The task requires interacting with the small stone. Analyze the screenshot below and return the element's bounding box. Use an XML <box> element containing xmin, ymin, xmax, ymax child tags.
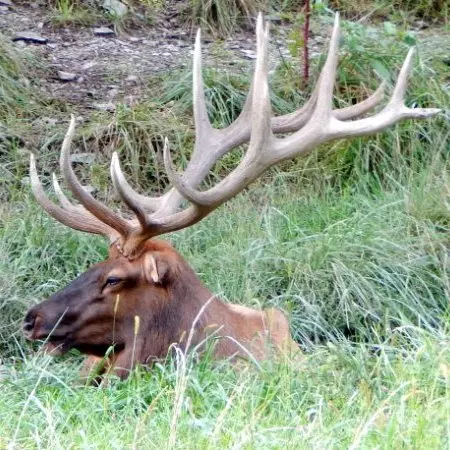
<box><xmin>57</xmin><ymin>71</ymin><xmax>77</xmax><ymax>82</ymax></box>
<box><xmin>92</xmin><ymin>102</ymin><xmax>116</xmax><ymax>111</ymax></box>
<box><xmin>19</xmin><ymin>76</ymin><xmax>30</xmax><ymax>88</ymax></box>
<box><xmin>43</xmin><ymin>117</ymin><xmax>58</xmax><ymax>126</ymax></box>
<box><xmin>129</xmin><ymin>37</ymin><xmax>141</xmax><ymax>43</ymax></box>
<box><xmin>47</xmin><ymin>43</ymin><xmax>57</xmax><ymax>49</ymax></box>
<box><xmin>414</xmin><ymin>20</ymin><xmax>429</xmax><ymax>30</ymax></box>
<box><xmin>241</xmin><ymin>49</ymin><xmax>256</xmax><ymax>60</ymax></box>
<box><xmin>0</xmin><ymin>6</ymin><xmax>9</xmax><ymax>13</ymax></box>
<box><xmin>81</xmin><ymin>61</ymin><xmax>97</xmax><ymax>71</ymax></box>
<box><xmin>94</xmin><ymin>27</ymin><xmax>115</xmax><ymax>36</ymax></box>
<box><xmin>125</xmin><ymin>75</ymin><xmax>138</xmax><ymax>84</ymax></box>
<box><xmin>266</xmin><ymin>14</ymin><xmax>282</xmax><ymax>23</ymax></box>
<box><xmin>21</xmin><ymin>176</ymin><xmax>30</xmax><ymax>186</ymax></box>
<box><xmin>103</xmin><ymin>0</ymin><xmax>127</xmax><ymax>18</ymax></box>
<box><xmin>108</xmin><ymin>88</ymin><xmax>119</xmax><ymax>99</ymax></box>
<box><xmin>70</xmin><ymin>153</ymin><xmax>96</xmax><ymax>165</ymax></box>
<box><xmin>83</xmin><ymin>185</ymin><xmax>97</xmax><ymax>195</ymax></box>
<box><xmin>12</xmin><ymin>31</ymin><xmax>47</xmax><ymax>44</ymax></box>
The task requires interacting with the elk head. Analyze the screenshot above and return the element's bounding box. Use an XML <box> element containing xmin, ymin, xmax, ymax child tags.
<box><xmin>24</xmin><ymin>14</ymin><xmax>440</xmax><ymax>378</ymax></box>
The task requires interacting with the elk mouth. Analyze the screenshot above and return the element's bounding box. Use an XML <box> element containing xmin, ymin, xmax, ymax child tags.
<box><xmin>23</xmin><ymin>314</ymin><xmax>72</xmax><ymax>355</ymax></box>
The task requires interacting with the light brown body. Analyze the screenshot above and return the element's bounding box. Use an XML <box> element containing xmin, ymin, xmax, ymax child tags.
<box><xmin>25</xmin><ymin>239</ymin><xmax>299</xmax><ymax>380</ymax></box>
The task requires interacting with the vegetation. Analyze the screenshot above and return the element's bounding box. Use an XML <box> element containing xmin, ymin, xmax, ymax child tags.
<box><xmin>329</xmin><ymin>0</ymin><xmax>449</xmax><ymax>23</ymax></box>
<box><xmin>1</xmin><ymin>1</ymin><xmax>449</xmax><ymax>447</ymax></box>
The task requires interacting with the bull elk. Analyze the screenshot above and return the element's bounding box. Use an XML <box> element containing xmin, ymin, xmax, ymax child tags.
<box><xmin>23</xmin><ymin>14</ymin><xmax>439</xmax><ymax>380</ymax></box>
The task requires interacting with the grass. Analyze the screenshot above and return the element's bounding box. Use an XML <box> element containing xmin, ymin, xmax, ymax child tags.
<box><xmin>1</xmin><ymin>332</ymin><xmax>449</xmax><ymax>447</ymax></box>
<box><xmin>184</xmin><ymin>0</ymin><xmax>265</xmax><ymax>37</ymax></box>
<box><xmin>1</xmin><ymin>5</ymin><xmax>450</xmax><ymax>448</ymax></box>
<box><xmin>328</xmin><ymin>0</ymin><xmax>449</xmax><ymax>23</ymax></box>
<box><xmin>49</xmin><ymin>0</ymin><xmax>98</xmax><ymax>27</ymax></box>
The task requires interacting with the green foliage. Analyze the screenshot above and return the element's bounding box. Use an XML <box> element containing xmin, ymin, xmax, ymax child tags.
<box><xmin>0</xmin><ymin>36</ymin><xmax>44</xmax><ymax>123</ymax></box>
<box><xmin>162</xmin><ymin>68</ymin><xmax>250</xmax><ymax>127</ymax></box>
<box><xmin>49</xmin><ymin>0</ymin><xmax>98</xmax><ymax>27</ymax></box>
<box><xmin>184</xmin><ymin>0</ymin><xmax>265</xmax><ymax>37</ymax></box>
<box><xmin>0</xmin><ymin>334</ymin><xmax>449</xmax><ymax>447</ymax></box>
<box><xmin>328</xmin><ymin>0</ymin><xmax>449</xmax><ymax>23</ymax></box>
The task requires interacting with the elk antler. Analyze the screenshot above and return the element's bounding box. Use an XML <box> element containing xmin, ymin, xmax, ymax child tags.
<box><xmin>30</xmin><ymin>13</ymin><xmax>440</xmax><ymax>258</ymax></box>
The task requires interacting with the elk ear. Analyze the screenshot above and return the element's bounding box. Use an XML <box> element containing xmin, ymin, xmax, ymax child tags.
<box><xmin>142</xmin><ymin>252</ymin><xmax>170</xmax><ymax>285</ymax></box>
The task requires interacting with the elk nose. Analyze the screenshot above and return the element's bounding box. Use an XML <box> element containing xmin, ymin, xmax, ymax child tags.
<box><xmin>23</xmin><ymin>310</ymin><xmax>37</xmax><ymax>334</ymax></box>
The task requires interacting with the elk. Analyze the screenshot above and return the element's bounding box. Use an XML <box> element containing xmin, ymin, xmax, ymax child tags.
<box><xmin>23</xmin><ymin>14</ymin><xmax>439</xmax><ymax>380</ymax></box>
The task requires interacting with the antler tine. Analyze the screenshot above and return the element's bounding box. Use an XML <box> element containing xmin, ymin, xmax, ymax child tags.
<box><xmin>164</xmin><ymin>11</ymin><xmax>274</xmax><ymax>208</ymax></box>
<box><xmin>30</xmin><ymin>155</ymin><xmax>119</xmax><ymax>241</ymax></box>
<box><xmin>52</xmin><ymin>173</ymin><xmax>74</xmax><ymax>210</ymax></box>
<box><xmin>60</xmin><ymin>116</ymin><xmax>131</xmax><ymax>237</ymax></box>
<box><xmin>109</xmin><ymin>155</ymin><xmax>165</xmax><ymax>213</ymax></box>
<box><xmin>193</xmin><ymin>27</ymin><xmax>213</xmax><ymax>142</ymax></box>
<box><xmin>52</xmin><ymin>174</ymin><xmax>121</xmax><ymax>242</ymax></box>
<box><xmin>313</xmin><ymin>13</ymin><xmax>340</xmax><ymax>122</ymax></box>
<box><xmin>315</xmin><ymin>47</ymin><xmax>441</xmax><ymax>141</ymax></box>
<box><xmin>110</xmin><ymin>152</ymin><xmax>156</xmax><ymax>231</ymax></box>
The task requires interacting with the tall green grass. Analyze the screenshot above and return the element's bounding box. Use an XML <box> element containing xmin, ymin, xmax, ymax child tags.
<box><xmin>1</xmin><ymin>332</ymin><xmax>449</xmax><ymax>447</ymax></box>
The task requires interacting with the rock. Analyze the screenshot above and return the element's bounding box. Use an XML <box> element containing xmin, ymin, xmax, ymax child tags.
<box><xmin>57</xmin><ymin>71</ymin><xmax>77</xmax><ymax>82</ymax></box>
<box><xmin>19</xmin><ymin>76</ymin><xmax>30</xmax><ymax>88</ymax></box>
<box><xmin>12</xmin><ymin>31</ymin><xmax>47</xmax><ymax>44</ymax></box>
<box><xmin>266</xmin><ymin>14</ymin><xmax>282</xmax><ymax>23</ymax></box>
<box><xmin>43</xmin><ymin>117</ymin><xmax>58</xmax><ymax>126</ymax></box>
<box><xmin>70</xmin><ymin>152</ymin><xmax>96</xmax><ymax>165</ymax></box>
<box><xmin>103</xmin><ymin>0</ymin><xmax>127</xmax><ymax>17</ymax></box>
<box><xmin>125</xmin><ymin>75</ymin><xmax>138</xmax><ymax>84</ymax></box>
<box><xmin>32</xmin><ymin>117</ymin><xmax>58</xmax><ymax>127</ymax></box>
<box><xmin>414</xmin><ymin>20</ymin><xmax>429</xmax><ymax>30</ymax></box>
<box><xmin>94</xmin><ymin>27</ymin><xmax>115</xmax><ymax>36</ymax></box>
<box><xmin>83</xmin><ymin>185</ymin><xmax>97</xmax><ymax>195</ymax></box>
<box><xmin>91</xmin><ymin>102</ymin><xmax>116</xmax><ymax>111</ymax></box>
<box><xmin>107</xmin><ymin>88</ymin><xmax>119</xmax><ymax>99</ymax></box>
<box><xmin>241</xmin><ymin>49</ymin><xmax>257</xmax><ymax>60</ymax></box>
<box><xmin>0</xmin><ymin>6</ymin><xmax>9</xmax><ymax>13</ymax></box>
<box><xmin>81</xmin><ymin>61</ymin><xmax>97</xmax><ymax>71</ymax></box>
<box><xmin>0</xmin><ymin>0</ymin><xmax>12</xmax><ymax>5</ymax></box>
<box><xmin>21</xmin><ymin>176</ymin><xmax>30</xmax><ymax>186</ymax></box>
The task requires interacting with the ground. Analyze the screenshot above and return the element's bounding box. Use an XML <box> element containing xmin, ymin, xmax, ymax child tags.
<box><xmin>0</xmin><ymin>3</ymin><xmax>303</xmax><ymax>115</ymax></box>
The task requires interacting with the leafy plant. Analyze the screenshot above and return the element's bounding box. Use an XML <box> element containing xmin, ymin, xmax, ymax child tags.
<box><xmin>185</xmin><ymin>0</ymin><xmax>265</xmax><ymax>37</ymax></box>
<box><xmin>50</xmin><ymin>0</ymin><xmax>98</xmax><ymax>26</ymax></box>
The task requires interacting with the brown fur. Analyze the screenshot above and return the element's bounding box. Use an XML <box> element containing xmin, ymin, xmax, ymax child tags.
<box><xmin>24</xmin><ymin>240</ymin><xmax>300</xmax><ymax>379</ymax></box>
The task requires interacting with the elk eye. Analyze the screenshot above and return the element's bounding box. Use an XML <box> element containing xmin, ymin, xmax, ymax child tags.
<box><xmin>105</xmin><ymin>276</ymin><xmax>123</xmax><ymax>287</ymax></box>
